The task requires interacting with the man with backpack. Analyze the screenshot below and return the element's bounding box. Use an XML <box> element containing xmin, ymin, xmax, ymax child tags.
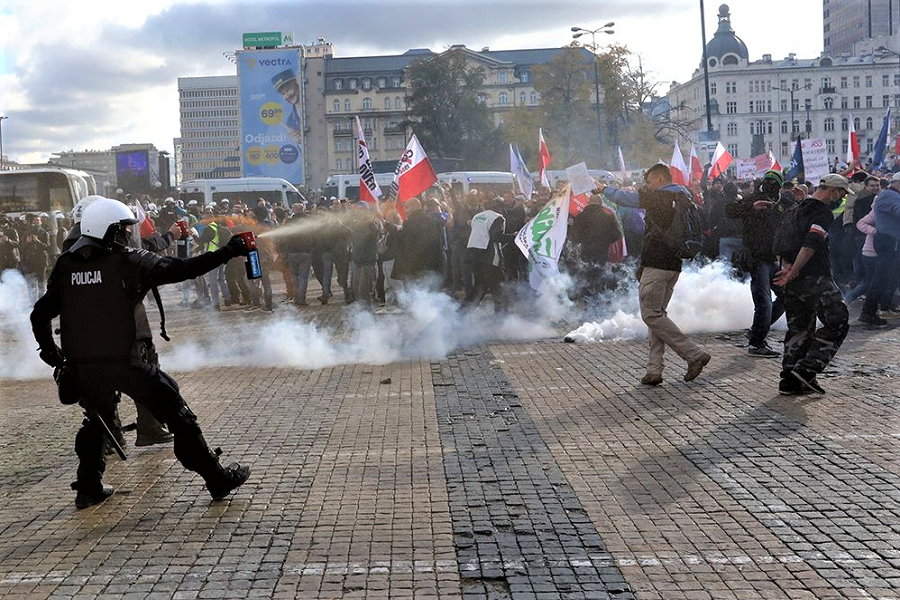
<box><xmin>598</xmin><ymin>164</ymin><xmax>711</xmax><ymax>386</ymax></box>
<box><xmin>772</xmin><ymin>174</ymin><xmax>851</xmax><ymax>395</ymax></box>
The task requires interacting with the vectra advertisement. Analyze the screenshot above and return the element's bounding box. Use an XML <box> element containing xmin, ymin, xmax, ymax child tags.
<box><xmin>238</xmin><ymin>49</ymin><xmax>304</xmax><ymax>184</ymax></box>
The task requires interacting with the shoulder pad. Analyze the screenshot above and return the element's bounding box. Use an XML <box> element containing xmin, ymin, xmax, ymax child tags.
<box><xmin>124</xmin><ymin>246</ymin><xmax>164</xmax><ymax>270</ymax></box>
<box><xmin>68</xmin><ymin>235</ymin><xmax>106</xmax><ymax>256</ymax></box>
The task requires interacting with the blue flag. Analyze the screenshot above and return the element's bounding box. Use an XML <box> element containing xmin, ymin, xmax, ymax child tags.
<box><xmin>872</xmin><ymin>107</ymin><xmax>891</xmax><ymax>171</ymax></box>
<box><xmin>786</xmin><ymin>134</ymin><xmax>804</xmax><ymax>181</ymax></box>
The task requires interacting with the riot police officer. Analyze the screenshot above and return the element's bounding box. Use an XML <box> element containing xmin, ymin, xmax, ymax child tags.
<box><xmin>31</xmin><ymin>198</ymin><xmax>251</xmax><ymax>509</ymax></box>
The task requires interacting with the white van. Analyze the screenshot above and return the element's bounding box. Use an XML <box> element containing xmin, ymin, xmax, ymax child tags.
<box><xmin>178</xmin><ymin>177</ymin><xmax>306</xmax><ymax>208</ymax></box>
<box><xmin>322</xmin><ymin>173</ymin><xmax>394</xmax><ymax>201</ymax></box>
<box><xmin>437</xmin><ymin>171</ymin><xmax>515</xmax><ymax>196</ymax></box>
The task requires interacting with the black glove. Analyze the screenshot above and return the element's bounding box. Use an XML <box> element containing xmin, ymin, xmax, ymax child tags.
<box><xmin>225</xmin><ymin>235</ymin><xmax>250</xmax><ymax>257</ymax></box>
<box><xmin>39</xmin><ymin>344</ymin><xmax>64</xmax><ymax>368</ymax></box>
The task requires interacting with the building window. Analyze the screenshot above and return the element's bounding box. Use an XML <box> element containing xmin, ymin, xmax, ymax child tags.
<box><xmin>344</xmin><ymin>99</ymin><xmax>351</xmax><ymax>112</ymax></box>
<box><xmin>781</xmin><ymin>120</ymin><xmax>788</xmax><ymax>134</ymax></box>
<box><xmin>362</xmin><ymin>78</ymin><xmax>371</xmax><ymax>90</ymax></box>
<box><xmin>884</xmin><ymin>95</ymin><xmax>891</xmax><ymax>107</ymax></box>
<box><xmin>792</xmin><ymin>120</ymin><xmax>800</xmax><ymax>133</ymax></box>
<box><xmin>780</xmin><ymin>99</ymin><xmax>788</xmax><ymax>111</ymax></box>
<box><xmin>392</xmin><ymin>76</ymin><xmax>401</xmax><ymax>87</ymax></box>
<box><xmin>824</xmin><ymin>117</ymin><xmax>835</xmax><ymax>131</ymax></box>
<box><xmin>841</xmin><ymin>117</ymin><xmax>848</xmax><ymax>131</ymax></box>
<box><xmin>727</xmin><ymin>144</ymin><xmax>738</xmax><ymax>157</ymax></box>
<box><xmin>866</xmin><ymin>138</ymin><xmax>874</xmax><ymax>153</ymax></box>
<box><xmin>520</xmin><ymin>71</ymin><xmax>530</xmax><ymax>83</ymax></box>
<box><xmin>884</xmin><ymin>75</ymin><xmax>890</xmax><ymax>87</ymax></box>
<box><xmin>520</xmin><ymin>91</ymin><xmax>526</xmax><ymax>105</ymax></box>
<box><xmin>781</xmin><ymin>141</ymin><xmax>789</xmax><ymax>156</ymax></box>
<box><xmin>727</xmin><ymin>122</ymin><xmax>738</xmax><ymax>135</ymax></box>
<box><xmin>395</xmin><ymin>97</ymin><xmax>402</xmax><ymax>109</ymax></box>
<box><xmin>853</xmin><ymin>96</ymin><xmax>861</xmax><ymax>109</ymax></box>
<box><xmin>348</xmin><ymin>78</ymin><xmax>357</xmax><ymax>90</ymax></box>
<box><xmin>865</xmin><ymin>95</ymin><xmax>873</xmax><ymax>108</ymax></box>
<box><xmin>333</xmin><ymin>99</ymin><xmax>340</xmax><ymax>112</ymax></box>
<box><xmin>726</xmin><ymin>81</ymin><xmax>736</xmax><ymax>94</ymax></box>
<box><xmin>498</xmin><ymin>92</ymin><xmax>508</xmax><ymax>105</ymax></box>
<box><xmin>841</xmin><ymin>97</ymin><xmax>848</xmax><ymax>109</ymax></box>
<box><xmin>710</xmin><ymin>82</ymin><xmax>717</xmax><ymax>95</ymax></box>
<box><xmin>384</xmin><ymin>97</ymin><xmax>391</xmax><ymax>109</ymax></box>
<box><xmin>840</xmin><ymin>76</ymin><xmax>848</xmax><ymax>88</ymax></box>
<box><xmin>853</xmin><ymin>76</ymin><xmax>860</xmax><ymax>87</ymax></box>
<box><xmin>726</xmin><ymin>101</ymin><xmax>737</xmax><ymax>114</ymax></box>
<box><xmin>866</xmin><ymin>116</ymin><xmax>873</xmax><ymax>129</ymax></box>
<box><xmin>826</xmin><ymin>139</ymin><xmax>835</xmax><ymax>154</ymax></box>
<box><xmin>824</xmin><ymin>97</ymin><xmax>834</xmax><ymax>109</ymax></box>
<box><xmin>336</xmin><ymin>159</ymin><xmax>342</xmax><ymax>170</ymax></box>
<box><xmin>854</xmin><ymin>116</ymin><xmax>861</xmax><ymax>130</ymax></box>
<box><xmin>866</xmin><ymin>75</ymin><xmax>873</xmax><ymax>87</ymax></box>
<box><xmin>377</xmin><ymin>77</ymin><xmax>386</xmax><ymax>88</ymax></box>
<box><xmin>499</xmin><ymin>71</ymin><xmax>507</xmax><ymax>84</ymax></box>
<box><xmin>362</xmin><ymin>97</ymin><xmax>372</xmax><ymax>110</ymax></box>
<box><xmin>530</xmin><ymin>91</ymin><xmax>538</xmax><ymax>104</ymax></box>
<box><xmin>333</xmin><ymin>79</ymin><xmax>343</xmax><ymax>90</ymax></box>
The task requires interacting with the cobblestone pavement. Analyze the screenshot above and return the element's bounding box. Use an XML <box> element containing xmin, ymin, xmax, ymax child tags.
<box><xmin>1</xmin><ymin>280</ymin><xmax>899</xmax><ymax>599</ymax></box>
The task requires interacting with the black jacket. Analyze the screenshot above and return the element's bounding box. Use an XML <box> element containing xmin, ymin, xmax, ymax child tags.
<box><xmin>725</xmin><ymin>189</ymin><xmax>795</xmax><ymax>262</ymax></box>
<box><xmin>570</xmin><ymin>204</ymin><xmax>622</xmax><ymax>264</ymax></box>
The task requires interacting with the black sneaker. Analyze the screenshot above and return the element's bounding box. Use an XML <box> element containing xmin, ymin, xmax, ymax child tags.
<box><xmin>74</xmin><ymin>482</ymin><xmax>115</xmax><ymax>509</ymax></box>
<box><xmin>206</xmin><ymin>463</ymin><xmax>251</xmax><ymax>501</ymax></box>
<box><xmin>748</xmin><ymin>344</ymin><xmax>780</xmax><ymax>358</ymax></box>
<box><xmin>778</xmin><ymin>378</ymin><xmax>811</xmax><ymax>396</ymax></box>
<box><xmin>791</xmin><ymin>369</ymin><xmax>825</xmax><ymax>394</ymax></box>
<box><xmin>135</xmin><ymin>429</ymin><xmax>174</xmax><ymax>447</ymax></box>
<box><xmin>858</xmin><ymin>313</ymin><xmax>888</xmax><ymax>327</ymax></box>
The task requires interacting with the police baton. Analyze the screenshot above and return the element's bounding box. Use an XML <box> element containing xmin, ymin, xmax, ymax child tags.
<box><xmin>87</xmin><ymin>407</ymin><xmax>127</xmax><ymax>461</ymax></box>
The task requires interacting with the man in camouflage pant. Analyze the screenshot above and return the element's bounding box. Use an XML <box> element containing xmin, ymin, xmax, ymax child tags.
<box><xmin>773</xmin><ymin>174</ymin><xmax>851</xmax><ymax>395</ymax></box>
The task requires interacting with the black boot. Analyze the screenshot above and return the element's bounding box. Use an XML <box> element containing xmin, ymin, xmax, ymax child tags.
<box><xmin>134</xmin><ymin>403</ymin><xmax>174</xmax><ymax>447</ymax></box>
<box><xmin>72</xmin><ymin>481</ymin><xmax>114</xmax><ymax>509</ymax></box>
<box><xmin>206</xmin><ymin>463</ymin><xmax>251</xmax><ymax>500</ymax></box>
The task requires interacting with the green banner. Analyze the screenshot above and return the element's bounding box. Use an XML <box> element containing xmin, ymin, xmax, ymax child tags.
<box><xmin>243</xmin><ymin>32</ymin><xmax>283</xmax><ymax>48</ymax></box>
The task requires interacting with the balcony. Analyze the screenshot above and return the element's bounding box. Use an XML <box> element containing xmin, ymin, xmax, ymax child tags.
<box><xmin>333</xmin><ymin>128</ymin><xmax>353</xmax><ymax>137</ymax></box>
<box><xmin>819</xmin><ymin>86</ymin><xmax>836</xmax><ymax>94</ymax></box>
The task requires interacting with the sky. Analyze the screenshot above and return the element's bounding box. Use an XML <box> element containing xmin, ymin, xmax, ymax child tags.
<box><xmin>0</xmin><ymin>0</ymin><xmax>824</xmax><ymax>164</ymax></box>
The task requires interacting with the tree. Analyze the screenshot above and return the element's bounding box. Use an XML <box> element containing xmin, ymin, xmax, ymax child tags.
<box><xmin>404</xmin><ymin>51</ymin><xmax>504</xmax><ymax>169</ymax></box>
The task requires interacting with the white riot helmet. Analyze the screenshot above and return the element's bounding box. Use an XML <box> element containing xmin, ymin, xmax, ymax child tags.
<box><xmin>80</xmin><ymin>198</ymin><xmax>138</xmax><ymax>243</ymax></box>
<box><xmin>72</xmin><ymin>195</ymin><xmax>106</xmax><ymax>224</ymax></box>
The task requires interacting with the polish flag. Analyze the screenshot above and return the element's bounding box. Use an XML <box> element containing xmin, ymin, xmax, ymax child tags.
<box><xmin>133</xmin><ymin>200</ymin><xmax>155</xmax><ymax>238</ymax></box>
<box><xmin>708</xmin><ymin>142</ymin><xmax>733</xmax><ymax>180</ymax></box>
<box><xmin>689</xmin><ymin>144</ymin><xmax>704</xmax><ymax>186</ymax></box>
<box><xmin>669</xmin><ymin>142</ymin><xmax>689</xmax><ymax>186</ymax></box>
<box><xmin>356</xmin><ymin>116</ymin><xmax>382</xmax><ymax>204</ymax></box>
<box><xmin>538</xmin><ymin>128</ymin><xmax>552</xmax><ymax>189</ymax></box>
<box><xmin>846</xmin><ymin>114</ymin><xmax>860</xmax><ymax>167</ymax></box>
<box><xmin>767</xmin><ymin>150</ymin><xmax>782</xmax><ymax>172</ymax></box>
<box><xmin>617</xmin><ymin>146</ymin><xmax>628</xmax><ymax>182</ymax></box>
<box><xmin>390</xmin><ymin>134</ymin><xmax>437</xmax><ymax>220</ymax></box>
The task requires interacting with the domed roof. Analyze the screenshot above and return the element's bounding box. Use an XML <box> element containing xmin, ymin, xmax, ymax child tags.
<box><xmin>704</xmin><ymin>4</ymin><xmax>748</xmax><ymax>67</ymax></box>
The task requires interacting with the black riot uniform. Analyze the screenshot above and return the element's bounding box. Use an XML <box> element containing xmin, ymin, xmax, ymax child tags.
<box><xmin>31</xmin><ymin>225</ymin><xmax>251</xmax><ymax>508</ymax></box>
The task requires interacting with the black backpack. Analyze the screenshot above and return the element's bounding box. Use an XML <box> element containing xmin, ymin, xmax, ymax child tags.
<box><xmin>772</xmin><ymin>204</ymin><xmax>804</xmax><ymax>259</ymax></box>
<box><xmin>656</xmin><ymin>190</ymin><xmax>703</xmax><ymax>259</ymax></box>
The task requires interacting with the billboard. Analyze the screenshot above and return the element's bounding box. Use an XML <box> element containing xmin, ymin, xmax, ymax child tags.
<box><xmin>238</xmin><ymin>49</ymin><xmax>304</xmax><ymax>184</ymax></box>
<box><xmin>116</xmin><ymin>150</ymin><xmax>150</xmax><ymax>192</ymax></box>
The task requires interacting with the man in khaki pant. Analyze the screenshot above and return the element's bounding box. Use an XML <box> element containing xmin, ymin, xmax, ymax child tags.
<box><xmin>599</xmin><ymin>164</ymin><xmax>711</xmax><ymax>385</ymax></box>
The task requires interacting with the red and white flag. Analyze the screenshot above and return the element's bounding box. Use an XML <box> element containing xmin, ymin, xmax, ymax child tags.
<box><xmin>669</xmin><ymin>141</ymin><xmax>689</xmax><ymax>186</ymax></box>
<box><xmin>689</xmin><ymin>144</ymin><xmax>704</xmax><ymax>186</ymax></box>
<box><xmin>356</xmin><ymin>116</ymin><xmax>382</xmax><ymax>204</ymax></box>
<box><xmin>617</xmin><ymin>145</ymin><xmax>628</xmax><ymax>182</ymax></box>
<box><xmin>846</xmin><ymin>114</ymin><xmax>860</xmax><ymax>167</ymax></box>
<box><xmin>133</xmin><ymin>200</ymin><xmax>155</xmax><ymax>238</ymax></box>
<box><xmin>390</xmin><ymin>134</ymin><xmax>437</xmax><ymax>220</ymax></box>
<box><xmin>767</xmin><ymin>150</ymin><xmax>782</xmax><ymax>172</ymax></box>
<box><xmin>708</xmin><ymin>142</ymin><xmax>733</xmax><ymax>180</ymax></box>
<box><xmin>538</xmin><ymin>128</ymin><xmax>552</xmax><ymax>189</ymax></box>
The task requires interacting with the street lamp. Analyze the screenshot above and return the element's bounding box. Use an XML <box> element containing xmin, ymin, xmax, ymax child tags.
<box><xmin>0</xmin><ymin>116</ymin><xmax>7</xmax><ymax>171</ymax></box>
<box><xmin>772</xmin><ymin>82</ymin><xmax>811</xmax><ymax>141</ymax></box>
<box><xmin>572</xmin><ymin>23</ymin><xmax>615</xmax><ymax>163</ymax></box>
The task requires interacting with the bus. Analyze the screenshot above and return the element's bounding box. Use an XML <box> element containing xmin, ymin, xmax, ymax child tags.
<box><xmin>437</xmin><ymin>171</ymin><xmax>515</xmax><ymax>197</ymax></box>
<box><xmin>0</xmin><ymin>167</ymin><xmax>97</xmax><ymax>217</ymax></box>
<box><xmin>178</xmin><ymin>177</ymin><xmax>306</xmax><ymax>209</ymax></box>
<box><xmin>322</xmin><ymin>173</ymin><xmax>395</xmax><ymax>201</ymax></box>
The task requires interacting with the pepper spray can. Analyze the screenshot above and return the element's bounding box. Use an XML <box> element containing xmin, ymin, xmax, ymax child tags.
<box><xmin>236</xmin><ymin>231</ymin><xmax>262</xmax><ymax>279</ymax></box>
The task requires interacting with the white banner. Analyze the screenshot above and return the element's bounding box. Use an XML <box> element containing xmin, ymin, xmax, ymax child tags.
<box><xmin>801</xmin><ymin>137</ymin><xmax>829</xmax><ymax>184</ymax></box>
<box><xmin>515</xmin><ymin>183</ymin><xmax>571</xmax><ymax>291</ymax></box>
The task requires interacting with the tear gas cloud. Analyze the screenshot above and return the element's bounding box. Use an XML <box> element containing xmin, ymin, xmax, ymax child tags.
<box><xmin>0</xmin><ymin>261</ymin><xmax>772</xmax><ymax>381</ymax></box>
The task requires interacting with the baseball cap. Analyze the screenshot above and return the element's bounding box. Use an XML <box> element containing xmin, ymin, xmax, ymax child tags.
<box><xmin>819</xmin><ymin>173</ymin><xmax>850</xmax><ymax>191</ymax></box>
<box><xmin>890</xmin><ymin>172</ymin><xmax>900</xmax><ymax>183</ymax></box>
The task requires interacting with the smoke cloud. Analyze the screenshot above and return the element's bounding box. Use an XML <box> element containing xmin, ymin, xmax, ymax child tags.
<box><xmin>0</xmin><ymin>270</ymin><xmax>47</xmax><ymax>379</ymax></box>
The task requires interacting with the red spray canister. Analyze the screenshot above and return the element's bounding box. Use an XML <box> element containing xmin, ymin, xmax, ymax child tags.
<box><xmin>175</xmin><ymin>219</ymin><xmax>190</xmax><ymax>258</ymax></box>
<box><xmin>235</xmin><ymin>231</ymin><xmax>262</xmax><ymax>279</ymax></box>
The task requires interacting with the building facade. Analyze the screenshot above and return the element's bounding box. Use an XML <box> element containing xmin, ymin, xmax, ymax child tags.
<box><xmin>50</xmin><ymin>143</ymin><xmax>161</xmax><ymax>192</ymax></box>
<box><xmin>824</xmin><ymin>0</ymin><xmax>900</xmax><ymax>56</ymax></box>
<box><xmin>177</xmin><ymin>76</ymin><xmax>241</xmax><ymax>181</ymax></box>
<box><xmin>666</xmin><ymin>4</ymin><xmax>900</xmax><ymax>168</ymax></box>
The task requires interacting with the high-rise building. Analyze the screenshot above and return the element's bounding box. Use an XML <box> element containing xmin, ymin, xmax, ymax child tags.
<box><xmin>177</xmin><ymin>76</ymin><xmax>241</xmax><ymax>181</ymax></box>
<box><xmin>824</xmin><ymin>0</ymin><xmax>900</xmax><ymax>56</ymax></box>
